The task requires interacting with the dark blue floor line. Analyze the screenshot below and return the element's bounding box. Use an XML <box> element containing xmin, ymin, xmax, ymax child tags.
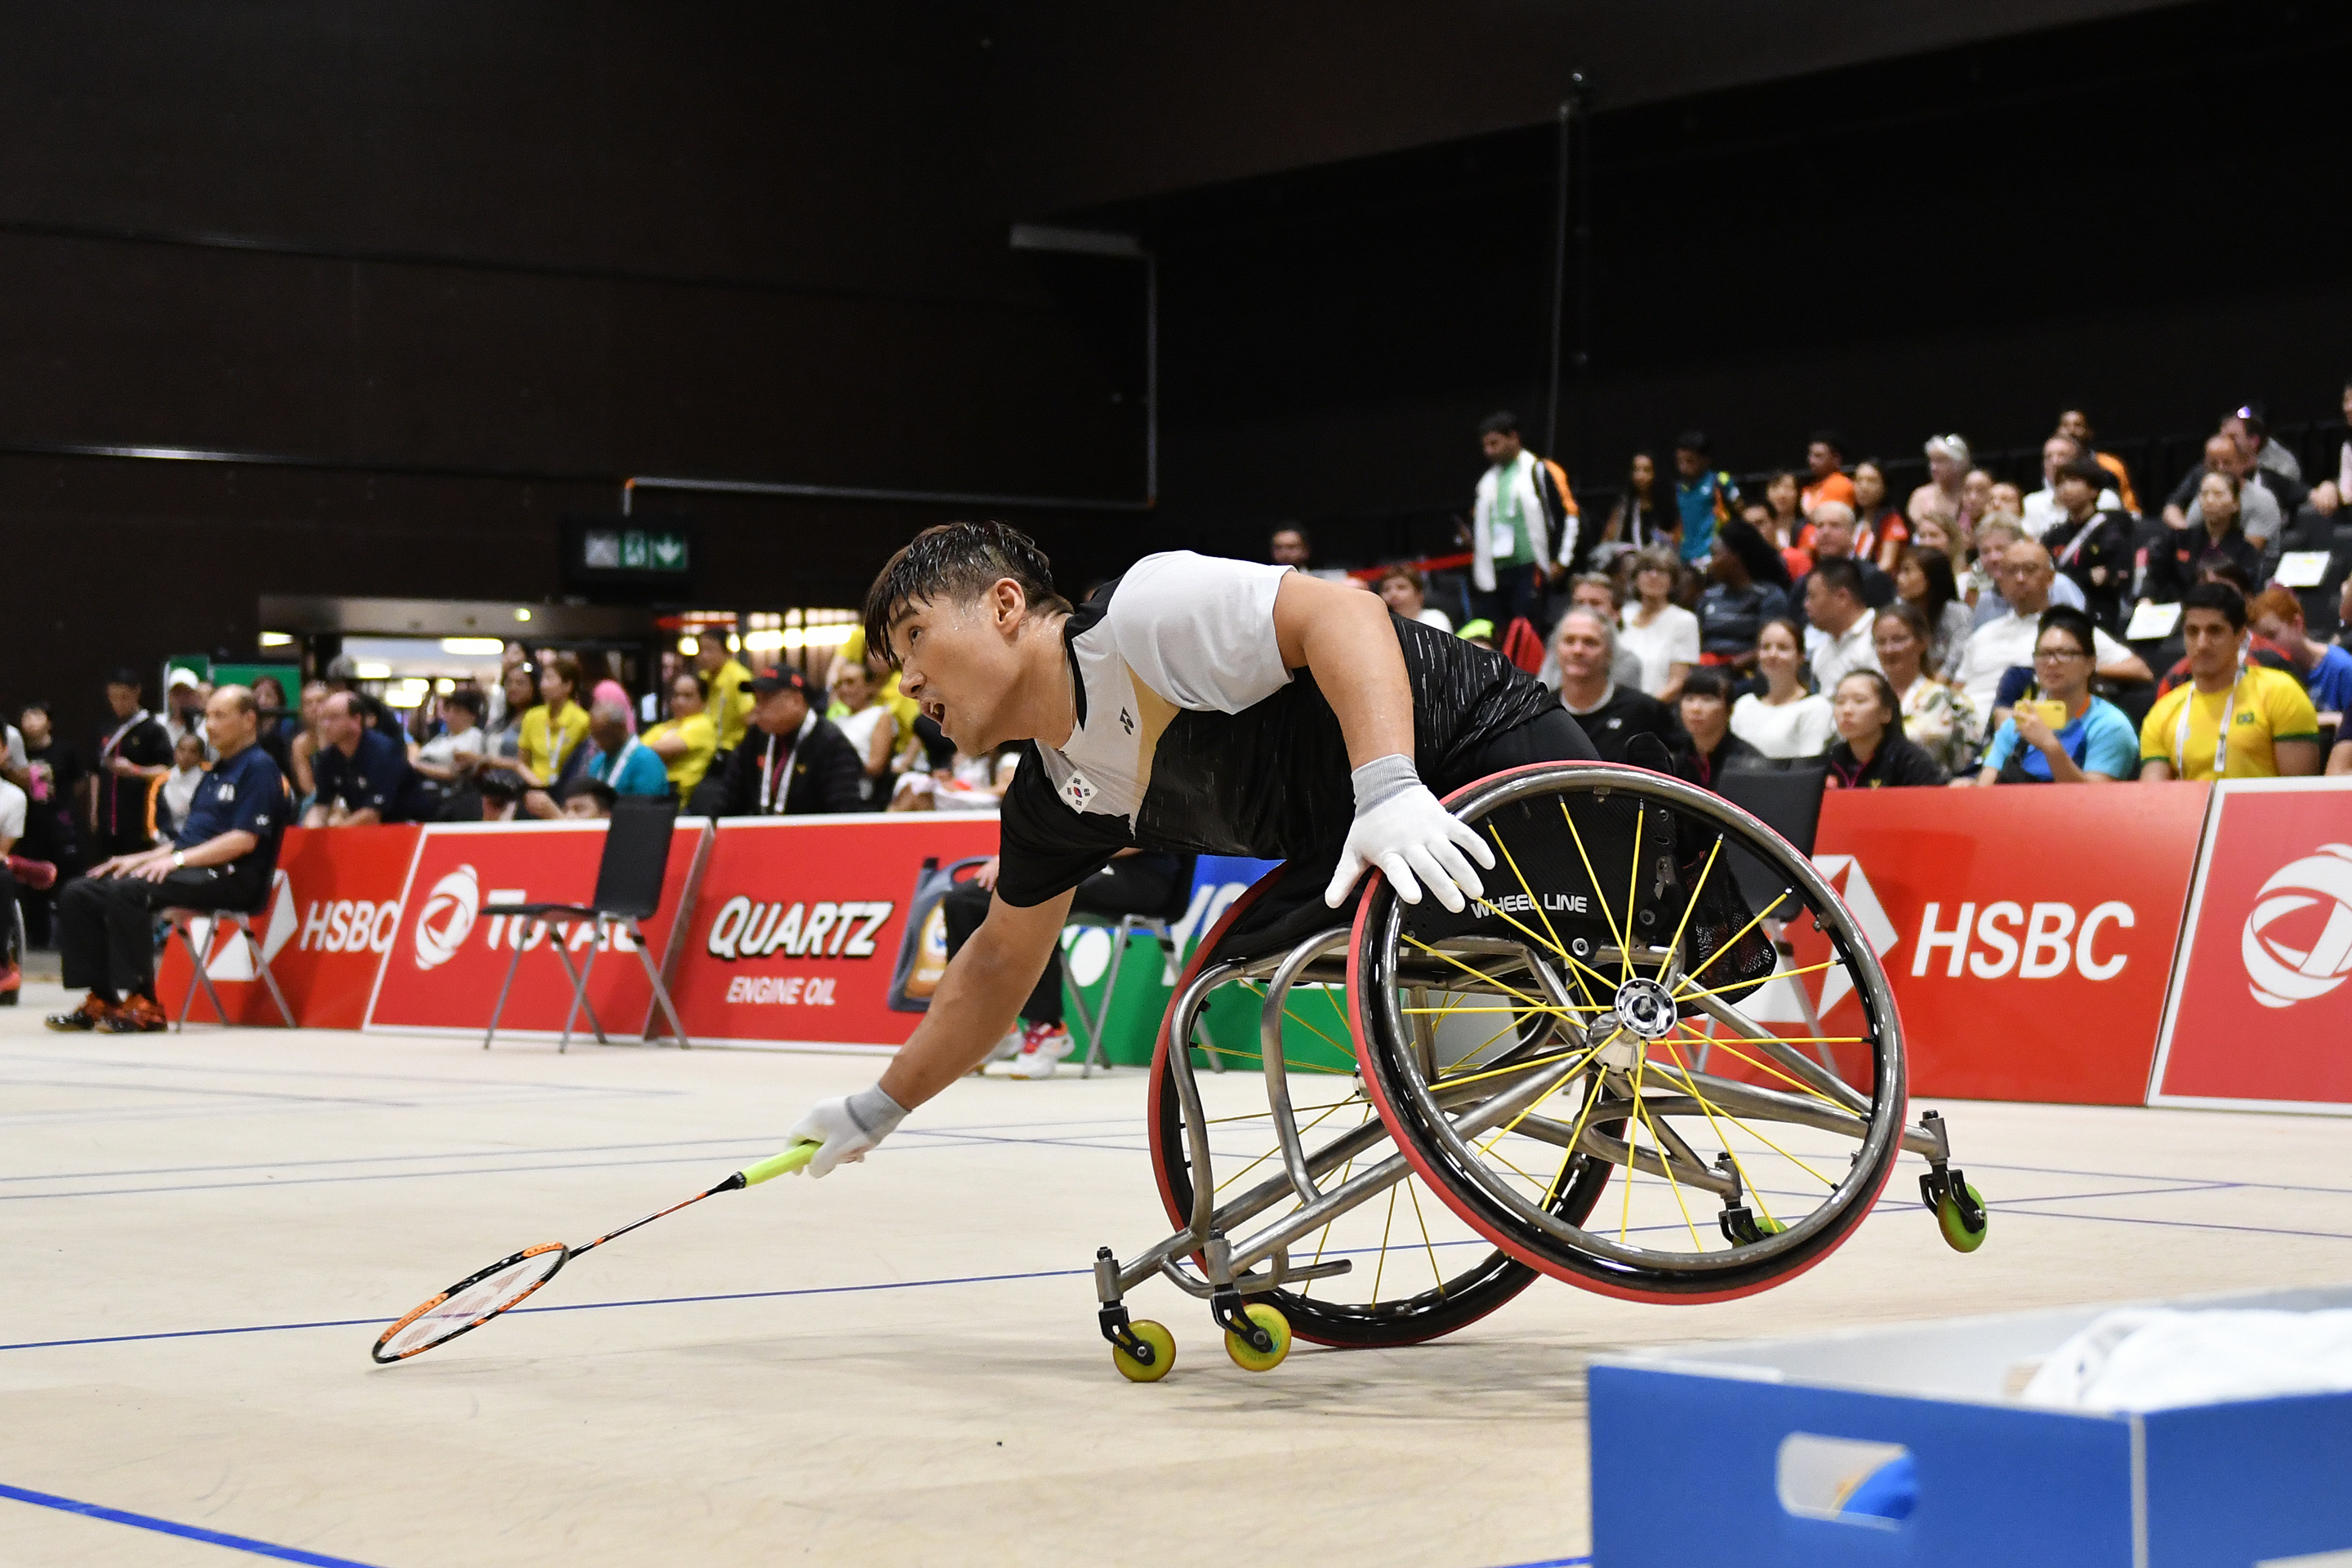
<box><xmin>1485</xmin><ymin>1556</ymin><xmax>1591</xmax><ymax>1566</ymax></box>
<box><xmin>0</xmin><ymin>1481</ymin><xmax>392</xmax><ymax>1567</ymax></box>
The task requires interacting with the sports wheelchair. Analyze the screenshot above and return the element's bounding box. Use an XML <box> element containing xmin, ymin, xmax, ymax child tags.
<box><xmin>1091</xmin><ymin>761</ymin><xmax>1987</xmax><ymax>1380</ymax></box>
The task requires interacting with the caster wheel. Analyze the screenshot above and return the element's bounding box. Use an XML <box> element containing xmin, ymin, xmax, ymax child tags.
<box><xmin>1936</xmin><ymin>1183</ymin><xmax>1988</xmax><ymax>1254</ymax></box>
<box><xmin>1223</xmin><ymin>1303</ymin><xmax>1292</xmax><ymax>1373</ymax></box>
<box><xmin>1112</xmin><ymin>1320</ymin><xmax>1176</xmax><ymax>1383</ymax></box>
<box><xmin>1720</xmin><ymin>1207</ymin><xmax>1787</xmax><ymax>1246</ymax></box>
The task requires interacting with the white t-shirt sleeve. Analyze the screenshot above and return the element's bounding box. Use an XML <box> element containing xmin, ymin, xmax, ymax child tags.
<box><xmin>0</xmin><ymin>780</ymin><xmax>29</xmax><ymax>842</ymax></box>
<box><xmin>1108</xmin><ymin>552</ymin><xmax>1294</xmax><ymax>713</ymax></box>
<box><xmin>1667</xmin><ymin>606</ymin><xmax>1700</xmax><ymax>664</ymax></box>
<box><xmin>2092</xmin><ymin>626</ymin><xmax>2129</xmax><ymax>666</ymax></box>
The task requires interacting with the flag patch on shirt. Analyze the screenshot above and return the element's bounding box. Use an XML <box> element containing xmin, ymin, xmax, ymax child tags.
<box><xmin>1061</xmin><ymin>768</ymin><xmax>1099</xmax><ymax>809</ymax></box>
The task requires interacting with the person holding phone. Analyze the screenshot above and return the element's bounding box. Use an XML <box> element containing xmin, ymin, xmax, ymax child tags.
<box><xmin>1972</xmin><ymin>606</ymin><xmax>2139</xmax><ymax>785</ymax></box>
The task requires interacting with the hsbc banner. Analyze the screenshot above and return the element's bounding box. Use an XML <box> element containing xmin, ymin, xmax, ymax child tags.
<box><xmin>363</xmin><ymin>820</ymin><xmax>710</xmax><ymax>1040</ymax></box>
<box><xmin>667</xmin><ymin>816</ymin><xmax>1000</xmax><ymax>1050</ymax></box>
<box><xmin>1783</xmin><ymin>784</ymin><xmax>2212</xmax><ymax>1106</ymax></box>
<box><xmin>158</xmin><ymin>825</ymin><xmax>424</xmax><ymax>1030</ymax></box>
<box><xmin>2151</xmin><ymin>778</ymin><xmax>2352</xmax><ymax>1111</ymax></box>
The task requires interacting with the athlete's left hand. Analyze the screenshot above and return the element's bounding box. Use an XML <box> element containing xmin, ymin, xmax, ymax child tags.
<box><xmin>1324</xmin><ymin>775</ymin><xmax>1494</xmax><ymax>914</ymax></box>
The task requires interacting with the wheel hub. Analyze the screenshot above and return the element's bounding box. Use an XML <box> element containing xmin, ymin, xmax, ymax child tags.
<box><xmin>1611</xmin><ymin>976</ymin><xmax>1678</xmax><ymax>1040</ymax></box>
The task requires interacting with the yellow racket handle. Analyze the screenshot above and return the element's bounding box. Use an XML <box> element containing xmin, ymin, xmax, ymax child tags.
<box><xmin>740</xmin><ymin>1141</ymin><xmax>821</xmax><ymax>1186</ymax></box>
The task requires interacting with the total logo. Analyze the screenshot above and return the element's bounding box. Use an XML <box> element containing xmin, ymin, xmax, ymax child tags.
<box><xmin>705</xmin><ymin>898</ymin><xmax>895</xmax><ymax>961</ymax></box>
<box><xmin>412</xmin><ymin>863</ymin><xmax>641</xmax><ymax>971</ymax></box>
<box><xmin>2241</xmin><ymin>843</ymin><xmax>2352</xmax><ymax>1009</ymax></box>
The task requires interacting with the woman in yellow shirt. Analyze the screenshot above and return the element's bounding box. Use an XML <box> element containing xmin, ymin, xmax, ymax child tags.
<box><xmin>2139</xmin><ymin>584</ymin><xmax>2322</xmax><ymax>781</ymax></box>
<box><xmin>518</xmin><ymin>656</ymin><xmax>591</xmax><ymax>789</ymax></box>
<box><xmin>643</xmin><ymin>670</ymin><xmax>719</xmax><ymax>797</ymax></box>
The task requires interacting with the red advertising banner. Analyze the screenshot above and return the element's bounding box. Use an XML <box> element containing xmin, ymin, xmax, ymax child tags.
<box><xmin>363</xmin><ymin>820</ymin><xmax>710</xmax><ymax>1041</ymax></box>
<box><xmin>158</xmin><ymin>825</ymin><xmax>424</xmax><ymax>1030</ymax></box>
<box><xmin>666</xmin><ymin>815</ymin><xmax>1000</xmax><ymax>1050</ymax></box>
<box><xmin>1744</xmin><ymin>783</ymin><xmax>2212</xmax><ymax>1106</ymax></box>
<box><xmin>2150</xmin><ymin>778</ymin><xmax>2352</xmax><ymax>1112</ymax></box>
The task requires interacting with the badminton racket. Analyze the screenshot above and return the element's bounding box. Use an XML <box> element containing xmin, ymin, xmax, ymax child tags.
<box><xmin>370</xmin><ymin>1140</ymin><xmax>817</xmax><ymax>1364</ymax></box>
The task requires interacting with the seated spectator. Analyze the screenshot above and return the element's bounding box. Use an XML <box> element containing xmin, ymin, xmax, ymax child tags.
<box><xmin>1824</xmin><ymin>672</ymin><xmax>1948</xmax><ymax>788</ymax></box>
<box><xmin>1873</xmin><ymin>603</ymin><xmax>1980</xmax><ymax>775</ymax></box>
<box><xmin>2056</xmin><ymin>407</ymin><xmax>2142</xmax><ymax>516</ymax></box>
<box><xmin>2247</xmin><ymin>589</ymin><xmax>2352</xmax><ymax>727</ymax></box>
<box><xmin>158</xmin><ymin>732</ymin><xmax>206</xmax><ymax>834</ymax></box>
<box><xmin>320</xmin><ymin>655</ymin><xmax>397</xmax><ymax>735</ymax></box>
<box><xmin>826</xmin><ymin>659</ymin><xmax>897</xmax><ymax>805</ymax></box>
<box><xmin>1697</xmin><ymin>519</ymin><xmax>1791</xmax><ymax>672</ymax></box>
<box><xmin>694</xmin><ymin>635</ymin><xmax>758</xmax><ymax>757</ymax></box>
<box><xmin>1601</xmin><ymin>451</ymin><xmax>1677</xmax><ymax>554</ymax></box>
<box><xmin>1968</xmin><ymin>518</ymin><xmax>2089</xmax><ymax>627</ymax></box>
<box><xmin>519</xmin><ymin>656</ymin><xmax>591</xmax><ymax>793</ymax></box>
<box><xmin>2139</xmin><ymin>584</ymin><xmax>2322</xmax><ymax>782</ymax></box>
<box><xmin>1618</xmin><ymin>547</ymin><xmax>1699</xmax><ymax>702</ymax></box>
<box><xmin>2147</xmin><ymin>466</ymin><xmax>2267</xmax><ymax>604</ymax></box>
<box><xmin>471</xmin><ymin>662</ymin><xmax>537</xmax><ymax>784</ymax></box>
<box><xmin>2310</xmin><ymin>376</ymin><xmax>2350</xmax><ymax>518</ymax></box>
<box><xmin>2225</xmin><ymin>403</ymin><xmax>2305</xmax><ymax>486</ymax></box>
<box><xmin>711</xmin><ymin>669</ymin><xmax>866</xmax><ymax>816</ymax></box>
<box><xmin>410</xmin><ymin>689</ymin><xmax>484</xmax><ymax>786</ymax></box>
<box><xmin>286</xmin><ymin>680</ymin><xmax>328</xmax><ymax>805</ymax></box>
<box><xmin>584</xmin><ymin>699</ymin><xmax>668</xmax><ymax>799</ymax></box>
<box><xmin>304</xmin><ymin>693</ymin><xmax>425</xmax><ymax>826</ymax></box>
<box><xmin>1541</xmin><ymin>577</ymin><xmax>1643</xmax><ymax>691</ymax></box>
<box><xmin>1788</xmin><ymin>502</ymin><xmax>1895</xmax><ymax>628</ymax></box>
<box><xmin>1957</xmin><ymin>541</ymin><xmax>2149</xmax><ymax>722</ymax></box>
<box><xmin>1548</xmin><ymin>608</ymin><xmax>1683</xmax><ymax>764</ymax></box>
<box><xmin>0</xmin><ymin>760</ymin><xmax>21</xmax><ymax>995</ymax></box>
<box><xmin>644</xmin><ymin>670</ymin><xmax>720</xmax><ymax>800</ymax></box>
<box><xmin>1894</xmin><ymin>546</ymin><xmax>1972</xmax><ymax>680</ymax></box>
<box><xmin>1803</xmin><ymin>558</ymin><xmax>1882</xmax><ymax>692</ymax></box>
<box><xmin>560</xmin><ymin>779</ymin><xmax>617</xmax><ymax>819</ymax></box>
<box><xmin>249</xmin><ymin>675</ymin><xmax>292</xmax><ymax>776</ymax></box>
<box><xmin>44</xmin><ymin>687</ymin><xmax>283</xmax><ymax>1035</ymax></box>
<box><xmin>1852</xmin><ymin>460</ymin><xmax>1908</xmax><ymax>570</ymax></box>
<box><xmin>1798</xmin><ymin>430</ymin><xmax>1857</xmax><ymax>518</ymax></box>
<box><xmin>1907</xmin><ymin>434</ymin><xmax>1974</xmax><ymax>537</ymax></box>
<box><xmin>2154</xmin><ymin>559</ymin><xmax>2298</xmax><ymax>697</ymax></box>
<box><xmin>16</xmin><ymin>702</ymin><xmax>81</xmax><ymax>945</ymax></box>
<box><xmin>1270</xmin><ymin>523</ymin><xmax>1311</xmax><ymax>567</ymax></box>
<box><xmin>1974</xmin><ymin>607</ymin><xmax>2139</xmax><ymax>785</ymax></box>
<box><xmin>2164</xmin><ymin>432</ymin><xmax>2289</xmax><ymax>544</ymax></box>
<box><xmin>1675</xmin><ymin>667</ymin><xmax>1768</xmax><ymax>786</ymax></box>
<box><xmin>2021</xmin><ymin>434</ymin><xmax>2123</xmax><ymax>539</ymax></box>
<box><xmin>1376</xmin><ymin>563</ymin><xmax>1454</xmax><ymax>632</ymax></box>
<box><xmin>2040</xmin><ymin>458</ymin><xmax>2135</xmax><ymax>630</ymax></box>
<box><xmin>1731</xmin><ymin>617</ymin><xmax>1834</xmax><ymax>760</ymax></box>
<box><xmin>587</xmin><ymin>657</ymin><xmax>636</xmax><ymax>736</ymax></box>
<box><xmin>1670</xmin><ymin>431</ymin><xmax>1739</xmax><ymax>564</ymax></box>
<box><xmin>1761</xmin><ymin>471</ymin><xmax>1811</xmax><ymax>578</ymax></box>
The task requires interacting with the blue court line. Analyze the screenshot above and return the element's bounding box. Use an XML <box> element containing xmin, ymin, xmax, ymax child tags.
<box><xmin>1486</xmin><ymin>1557</ymin><xmax>1590</xmax><ymax>1566</ymax></box>
<box><xmin>0</xmin><ymin>1481</ymin><xmax>391</xmax><ymax>1566</ymax></box>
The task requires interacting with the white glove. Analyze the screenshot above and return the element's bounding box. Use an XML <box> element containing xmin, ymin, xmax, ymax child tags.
<box><xmin>785</xmin><ymin>1084</ymin><xmax>909</xmax><ymax>1178</ymax></box>
<box><xmin>1322</xmin><ymin>755</ymin><xmax>1494</xmax><ymax>914</ymax></box>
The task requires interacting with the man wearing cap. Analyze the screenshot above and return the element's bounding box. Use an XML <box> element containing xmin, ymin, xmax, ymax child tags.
<box><xmin>93</xmin><ymin>670</ymin><xmax>174</xmax><ymax>860</ymax></box>
<box><xmin>711</xmin><ymin>670</ymin><xmax>867</xmax><ymax>817</ymax></box>
<box><xmin>1671</xmin><ymin>430</ymin><xmax>1740</xmax><ymax>567</ymax></box>
<box><xmin>160</xmin><ymin>668</ymin><xmax>213</xmax><ymax>760</ymax></box>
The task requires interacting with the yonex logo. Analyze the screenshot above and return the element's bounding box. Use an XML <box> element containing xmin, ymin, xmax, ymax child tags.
<box><xmin>1120</xmin><ymin>708</ymin><xmax>1135</xmax><ymax>734</ymax></box>
<box><xmin>414</xmin><ymin>865</ymin><xmax>480</xmax><ymax>971</ymax></box>
<box><xmin>2241</xmin><ymin>843</ymin><xmax>2352</xmax><ymax>1009</ymax></box>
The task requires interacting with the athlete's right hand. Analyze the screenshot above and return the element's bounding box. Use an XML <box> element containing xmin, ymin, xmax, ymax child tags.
<box><xmin>784</xmin><ymin>1084</ymin><xmax>910</xmax><ymax>1178</ymax></box>
<box><xmin>1323</xmin><ymin>756</ymin><xmax>1494</xmax><ymax>915</ymax></box>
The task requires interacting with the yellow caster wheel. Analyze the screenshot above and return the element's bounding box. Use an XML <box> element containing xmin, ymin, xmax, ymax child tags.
<box><xmin>1936</xmin><ymin>1183</ymin><xmax>1989</xmax><ymax>1254</ymax></box>
<box><xmin>1223</xmin><ymin>1303</ymin><xmax>1291</xmax><ymax>1373</ymax></box>
<box><xmin>1111</xmin><ymin>1320</ymin><xmax>1176</xmax><ymax>1383</ymax></box>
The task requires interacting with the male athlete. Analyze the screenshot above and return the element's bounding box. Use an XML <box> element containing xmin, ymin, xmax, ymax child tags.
<box><xmin>786</xmin><ymin>523</ymin><xmax>1596</xmax><ymax>1174</ymax></box>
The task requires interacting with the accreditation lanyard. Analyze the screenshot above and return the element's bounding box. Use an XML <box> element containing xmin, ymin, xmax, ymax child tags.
<box><xmin>758</xmin><ymin>720</ymin><xmax>808</xmax><ymax>814</ymax></box>
<box><xmin>100</xmin><ymin>709</ymin><xmax>150</xmax><ymax>762</ymax></box>
<box><xmin>605</xmin><ymin>736</ymin><xmax>644</xmax><ymax>788</ymax></box>
<box><xmin>2173</xmin><ymin>666</ymin><xmax>2245</xmax><ymax>778</ymax></box>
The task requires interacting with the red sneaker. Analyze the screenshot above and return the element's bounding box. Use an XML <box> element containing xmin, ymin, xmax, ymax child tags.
<box><xmin>102</xmin><ymin>995</ymin><xmax>169</xmax><ymax>1034</ymax></box>
<box><xmin>44</xmin><ymin>992</ymin><xmax>114</xmax><ymax>1032</ymax></box>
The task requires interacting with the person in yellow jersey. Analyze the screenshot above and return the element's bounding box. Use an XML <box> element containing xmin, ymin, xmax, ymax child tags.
<box><xmin>693</xmin><ymin>635</ymin><xmax>757</xmax><ymax>754</ymax></box>
<box><xmin>642</xmin><ymin>669</ymin><xmax>719</xmax><ymax>797</ymax></box>
<box><xmin>516</xmin><ymin>655</ymin><xmax>592</xmax><ymax>813</ymax></box>
<box><xmin>2138</xmin><ymin>582</ymin><xmax>2322</xmax><ymax>782</ymax></box>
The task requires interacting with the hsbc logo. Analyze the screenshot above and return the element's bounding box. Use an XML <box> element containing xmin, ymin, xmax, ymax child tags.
<box><xmin>706</xmin><ymin>898</ymin><xmax>894</xmax><ymax>961</ymax></box>
<box><xmin>1911</xmin><ymin>897</ymin><xmax>2135</xmax><ymax>981</ymax></box>
<box><xmin>2242</xmin><ymin>843</ymin><xmax>2352</xmax><ymax>1009</ymax></box>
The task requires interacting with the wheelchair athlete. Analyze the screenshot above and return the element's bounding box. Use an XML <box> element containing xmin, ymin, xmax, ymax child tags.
<box><xmin>786</xmin><ymin>522</ymin><xmax>1598</xmax><ymax>1174</ymax></box>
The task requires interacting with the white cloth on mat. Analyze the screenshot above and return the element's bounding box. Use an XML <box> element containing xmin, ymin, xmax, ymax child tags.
<box><xmin>2020</xmin><ymin>1308</ymin><xmax>2352</xmax><ymax>1413</ymax></box>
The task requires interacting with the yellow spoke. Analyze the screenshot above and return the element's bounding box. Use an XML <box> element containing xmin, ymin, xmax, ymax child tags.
<box><xmin>1204</xmin><ymin>1098</ymin><xmax>1361</xmax><ymax>1125</ymax></box>
<box><xmin>1459</xmin><ymin>892</ymin><xmax>1622</xmax><ymax>1004</ymax></box>
<box><xmin>1275</xmin><ymin>999</ymin><xmax>1357</xmax><ymax>1060</ymax></box>
<box><xmin>1214</xmin><ymin>1098</ymin><xmax>1351</xmax><ymax>1193</ymax></box>
<box><xmin>1635</xmin><ymin>1093</ymin><xmax>1705</xmax><ymax>1254</ymax></box>
<box><xmin>1401</xmin><ymin>1004</ymin><xmax>1594</xmax><ymax>1016</ymax></box>
<box><xmin>1621</xmin><ymin>804</ymin><xmax>1645</xmax><ymax>985</ymax></box>
<box><xmin>1673</xmin><ymin>1027</ymin><xmax>1854</xmax><ymax>1114</ymax></box>
<box><xmin>1403</xmin><ymin>936</ymin><xmax>1560</xmax><ymax>1016</ymax></box>
<box><xmin>1404</xmin><ymin>1177</ymin><xmax>1446</xmax><ymax>1298</ymax></box>
<box><xmin>1655</xmin><ymin>835</ymin><xmax>1725</xmax><ymax>985</ymax></box>
<box><xmin>1557</xmin><ymin>799</ymin><xmax>1633</xmax><ymax>978</ymax></box>
<box><xmin>1305</xmin><ymin>1103</ymin><xmax>1376</xmax><ymax>1291</ymax></box>
<box><xmin>1676</xmin><ymin>957</ymin><xmax>1842</xmax><ymax>1004</ymax></box>
<box><xmin>1489</xmin><ymin>822</ymin><xmax>1608</xmax><ymax>1013</ymax></box>
<box><xmin>1655</xmin><ymin>1036</ymin><xmax>1780</xmax><ymax>1232</ymax></box>
<box><xmin>1435</xmin><ymin>1043</ymin><xmax>1588</xmax><ymax>1091</ymax></box>
<box><xmin>1371</xmin><ymin>1183</ymin><xmax>1399</xmax><ymax>1301</ymax></box>
<box><xmin>1654</xmin><ymin>1061</ymin><xmax>1839</xmax><ymax>1189</ymax></box>
<box><xmin>1673</xmin><ymin>888</ymin><xmax>1792</xmax><ymax>993</ymax></box>
<box><xmin>1473</xmin><ymin>1043</ymin><xmax>1606</xmax><ymax>1156</ymax></box>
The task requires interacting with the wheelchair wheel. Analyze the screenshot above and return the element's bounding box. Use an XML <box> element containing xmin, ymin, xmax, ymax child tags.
<box><xmin>1146</xmin><ymin>868</ymin><xmax>1617</xmax><ymax>1349</ymax></box>
<box><xmin>1350</xmin><ymin>761</ymin><xmax>1907</xmax><ymax>1305</ymax></box>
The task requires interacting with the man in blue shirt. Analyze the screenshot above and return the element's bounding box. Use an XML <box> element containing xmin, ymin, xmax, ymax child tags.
<box><xmin>1672</xmin><ymin>430</ymin><xmax>1740</xmax><ymax>566</ymax></box>
<box><xmin>586</xmin><ymin>701</ymin><xmax>670</xmax><ymax>797</ymax></box>
<box><xmin>47</xmin><ymin>686</ymin><xmax>287</xmax><ymax>1033</ymax></box>
<box><xmin>2250</xmin><ymin>590</ymin><xmax>2352</xmax><ymax>724</ymax></box>
<box><xmin>305</xmin><ymin>693</ymin><xmax>423</xmax><ymax>826</ymax></box>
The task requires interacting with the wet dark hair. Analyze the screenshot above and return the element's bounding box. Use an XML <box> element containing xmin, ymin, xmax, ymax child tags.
<box><xmin>862</xmin><ymin>521</ymin><xmax>1071</xmax><ymax>668</ymax></box>
<box><xmin>2183</xmin><ymin>580</ymin><xmax>2247</xmax><ymax>631</ymax></box>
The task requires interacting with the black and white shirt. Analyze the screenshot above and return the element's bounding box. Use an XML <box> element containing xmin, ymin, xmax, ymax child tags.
<box><xmin>995</xmin><ymin>552</ymin><xmax>1558</xmax><ymax>907</ymax></box>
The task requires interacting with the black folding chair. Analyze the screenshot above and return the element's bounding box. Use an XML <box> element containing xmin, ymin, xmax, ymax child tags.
<box><xmin>1710</xmin><ymin>764</ymin><xmax>1831</xmax><ymax>1073</ymax></box>
<box><xmin>480</xmin><ymin>796</ymin><xmax>689</xmax><ymax>1052</ymax></box>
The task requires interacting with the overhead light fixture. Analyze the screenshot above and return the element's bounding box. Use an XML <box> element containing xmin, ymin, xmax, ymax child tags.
<box><xmin>354</xmin><ymin>662</ymin><xmax>392</xmax><ymax>679</ymax></box>
<box><xmin>514</xmin><ymin>608</ymin><xmax>532</xmax><ymax>622</ymax></box>
<box><xmin>440</xmin><ymin>637</ymin><xmax>505</xmax><ymax>656</ymax></box>
<box><xmin>257</xmin><ymin>631</ymin><xmax>294</xmax><ymax>648</ymax></box>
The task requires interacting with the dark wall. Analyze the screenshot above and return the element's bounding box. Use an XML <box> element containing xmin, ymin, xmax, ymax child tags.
<box><xmin>1063</xmin><ymin>0</ymin><xmax>2352</xmax><ymax>564</ymax></box>
<box><xmin>1</xmin><ymin>2</ymin><xmax>1143</xmax><ymax>709</ymax></box>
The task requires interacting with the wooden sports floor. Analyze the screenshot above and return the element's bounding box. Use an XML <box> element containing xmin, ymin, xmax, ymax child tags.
<box><xmin>2</xmin><ymin>981</ymin><xmax>2345</xmax><ymax>1567</ymax></box>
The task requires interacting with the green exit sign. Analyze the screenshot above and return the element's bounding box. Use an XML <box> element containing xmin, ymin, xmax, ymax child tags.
<box><xmin>585</xmin><ymin>528</ymin><xmax>688</xmax><ymax>572</ymax></box>
<box><xmin>563</xmin><ymin>515</ymin><xmax>696</xmax><ymax>596</ymax></box>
